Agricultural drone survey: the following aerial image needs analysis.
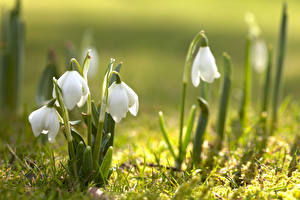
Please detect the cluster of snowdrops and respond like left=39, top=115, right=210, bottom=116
left=28, top=29, right=267, bottom=185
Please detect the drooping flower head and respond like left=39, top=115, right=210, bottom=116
left=53, top=70, right=90, bottom=110
left=28, top=104, right=60, bottom=142
left=191, top=33, right=220, bottom=87
left=106, top=74, right=138, bottom=123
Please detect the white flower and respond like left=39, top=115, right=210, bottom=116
left=191, top=46, right=220, bottom=87
left=82, top=47, right=99, bottom=77
left=53, top=71, right=90, bottom=110
left=106, top=82, right=139, bottom=123
left=28, top=106, right=60, bottom=142
left=252, top=39, right=268, bottom=73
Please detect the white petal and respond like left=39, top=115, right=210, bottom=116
left=28, top=106, right=48, bottom=137
left=198, top=47, right=220, bottom=83
left=122, top=82, right=139, bottom=116
left=44, top=108, right=60, bottom=143
left=77, top=92, right=89, bottom=107
left=53, top=71, right=69, bottom=99
left=252, top=40, right=267, bottom=73
left=61, top=71, right=83, bottom=110
left=107, top=83, right=129, bottom=123
left=74, top=72, right=90, bottom=107
left=191, top=50, right=201, bottom=87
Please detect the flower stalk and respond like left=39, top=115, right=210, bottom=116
left=87, top=94, right=92, bottom=146
left=178, top=31, right=208, bottom=168
left=53, top=78, right=77, bottom=177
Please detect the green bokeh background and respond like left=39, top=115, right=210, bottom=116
left=2, top=0, right=300, bottom=114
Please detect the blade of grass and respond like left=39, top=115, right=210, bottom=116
left=260, top=45, right=273, bottom=136
left=181, top=105, right=196, bottom=163
left=271, top=3, right=288, bottom=134
left=158, top=111, right=177, bottom=160
left=239, top=36, right=252, bottom=133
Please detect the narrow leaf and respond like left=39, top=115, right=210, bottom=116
left=239, top=36, right=252, bottom=132
left=192, top=98, right=209, bottom=167
left=181, top=105, right=196, bottom=161
left=271, top=3, right=288, bottom=134
left=76, top=141, right=85, bottom=172
left=216, top=53, right=232, bottom=150
left=36, top=51, right=58, bottom=106
left=99, top=146, right=113, bottom=180
left=82, top=146, right=93, bottom=177
left=158, top=111, right=177, bottom=160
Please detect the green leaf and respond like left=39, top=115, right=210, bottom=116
left=91, top=100, right=99, bottom=128
left=82, top=50, right=91, bottom=80
left=76, top=141, right=85, bottom=172
left=181, top=105, right=196, bottom=161
left=239, top=36, right=252, bottom=133
left=36, top=62, right=58, bottom=106
left=99, top=146, right=113, bottom=180
left=82, top=146, right=93, bottom=177
left=100, top=133, right=111, bottom=162
left=216, top=53, right=232, bottom=150
left=71, top=127, right=85, bottom=149
left=271, top=3, right=288, bottom=134
left=158, top=111, right=177, bottom=160
left=192, top=98, right=209, bottom=168
left=109, top=63, right=122, bottom=84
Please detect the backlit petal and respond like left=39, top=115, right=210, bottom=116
left=61, top=71, right=83, bottom=110
left=122, top=82, right=139, bottom=116
left=44, top=108, right=60, bottom=143
left=191, top=50, right=201, bottom=87
left=28, top=106, right=48, bottom=137
left=198, top=47, right=220, bottom=83
left=107, top=83, right=129, bottom=123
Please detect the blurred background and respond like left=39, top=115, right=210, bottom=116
left=1, top=0, right=299, bottom=116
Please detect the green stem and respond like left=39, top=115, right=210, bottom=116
left=53, top=79, right=77, bottom=177
left=93, top=101, right=106, bottom=169
left=260, top=45, right=273, bottom=135
left=261, top=46, right=273, bottom=113
left=87, top=94, right=92, bottom=146
left=70, top=58, right=82, bottom=74
left=178, top=82, right=187, bottom=167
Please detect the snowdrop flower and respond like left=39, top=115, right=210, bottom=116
left=191, top=45, right=220, bottom=87
left=245, top=12, right=261, bottom=38
left=106, top=81, right=138, bottom=123
left=252, top=39, right=268, bottom=73
left=28, top=106, right=60, bottom=142
left=82, top=47, right=99, bottom=77
left=53, top=70, right=90, bottom=110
